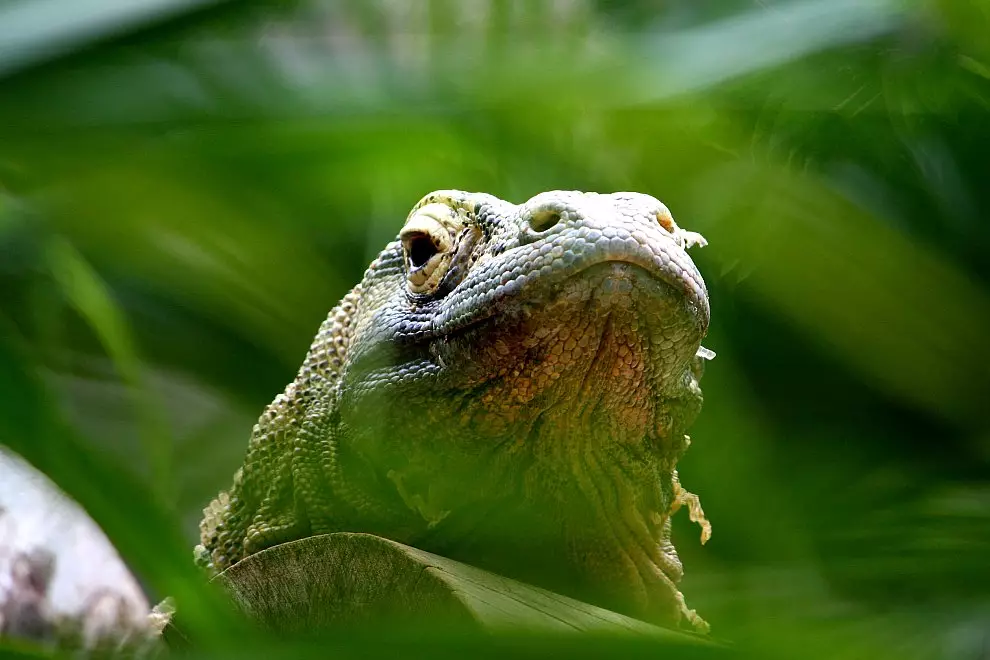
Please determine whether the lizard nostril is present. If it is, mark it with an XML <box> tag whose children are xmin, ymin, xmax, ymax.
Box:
<box><xmin>528</xmin><ymin>209</ymin><xmax>562</xmax><ymax>233</ymax></box>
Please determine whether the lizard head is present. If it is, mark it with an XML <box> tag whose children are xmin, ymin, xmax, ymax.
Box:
<box><xmin>332</xmin><ymin>190</ymin><xmax>712</xmax><ymax>629</ymax></box>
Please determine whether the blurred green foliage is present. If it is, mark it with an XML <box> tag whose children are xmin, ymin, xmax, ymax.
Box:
<box><xmin>1</xmin><ymin>0</ymin><xmax>989</xmax><ymax>657</ymax></box>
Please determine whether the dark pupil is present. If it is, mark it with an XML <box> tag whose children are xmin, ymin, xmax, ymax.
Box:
<box><xmin>409</xmin><ymin>234</ymin><xmax>438</xmax><ymax>268</ymax></box>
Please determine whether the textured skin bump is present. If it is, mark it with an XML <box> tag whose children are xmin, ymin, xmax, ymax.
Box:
<box><xmin>198</xmin><ymin>191</ymin><xmax>713</xmax><ymax>632</ymax></box>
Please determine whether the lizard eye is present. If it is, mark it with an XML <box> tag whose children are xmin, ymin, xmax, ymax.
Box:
<box><xmin>400</xmin><ymin>207</ymin><xmax>457</xmax><ymax>295</ymax></box>
<box><xmin>405</xmin><ymin>233</ymin><xmax>439</xmax><ymax>268</ymax></box>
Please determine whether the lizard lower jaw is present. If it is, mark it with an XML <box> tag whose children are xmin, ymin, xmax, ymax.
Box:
<box><xmin>537</xmin><ymin>258</ymin><xmax>708</xmax><ymax>351</ymax></box>
<box><xmin>576</xmin><ymin>252</ymin><xmax>708</xmax><ymax>325</ymax></box>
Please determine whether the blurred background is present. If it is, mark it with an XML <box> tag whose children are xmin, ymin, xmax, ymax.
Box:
<box><xmin>1</xmin><ymin>0</ymin><xmax>989</xmax><ymax>657</ymax></box>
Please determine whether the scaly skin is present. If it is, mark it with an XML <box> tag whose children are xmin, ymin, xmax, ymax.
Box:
<box><xmin>198</xmin><ymin>190</ymin><xmax>713</xmax><ymax>631</ymax></box>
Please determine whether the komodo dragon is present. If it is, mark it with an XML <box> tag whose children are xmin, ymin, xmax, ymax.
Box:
<box><xmin>197</xmin><ymin>190</ymin><xmax>714</xmax><ymax>631</ymax></box>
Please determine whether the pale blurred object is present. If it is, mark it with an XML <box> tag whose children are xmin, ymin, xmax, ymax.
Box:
<box><xmin>0</xmin><ymin>447</ymin><xmax>159</xmax><ymax>651</ymax></box>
